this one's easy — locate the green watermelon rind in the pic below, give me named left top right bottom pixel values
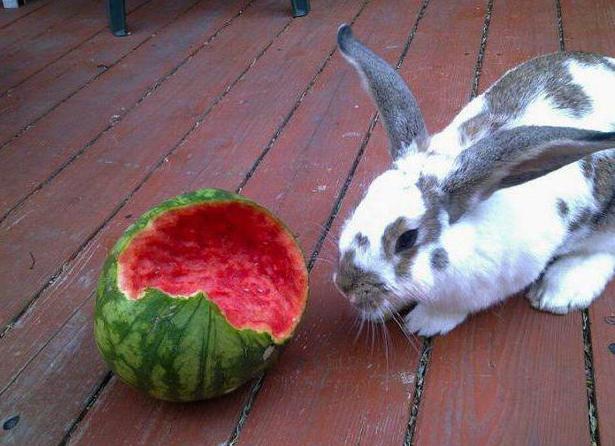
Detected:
left=94, top=188, right=307, bottom=401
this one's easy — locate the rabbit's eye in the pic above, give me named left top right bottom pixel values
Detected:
left=395, top=229, right=418, bottom=253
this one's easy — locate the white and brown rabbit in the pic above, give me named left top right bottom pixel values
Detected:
left=333, top=24, right=615, bottom=336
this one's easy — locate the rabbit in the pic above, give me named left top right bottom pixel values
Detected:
left=333, top=24, right=615, bottom=336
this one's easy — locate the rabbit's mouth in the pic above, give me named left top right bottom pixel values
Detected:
left=358, top=294, right=420, bottom=325
left=355, top=291, right=415, bottom=323
left=357, top=305, right=393, bottom=322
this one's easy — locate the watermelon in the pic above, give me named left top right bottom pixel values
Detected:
left=94, top=189, right=308, bottom=401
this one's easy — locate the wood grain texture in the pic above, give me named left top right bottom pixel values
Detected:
left=0, top=0, right=248, bottom=216
left=559, top=0, right=615, bottom=443
left=0, top=0, right=52, bottom=29
left=0, top=0, right=288, bottom=332
left=413, top=1, right=590, bottom=445
left=236, top=0, right=489, bottom=444
left=0, top=303, right=108, bottom=446
left=0, top=0, right=94, bottom=53
left=0, top=0, right=207, bottom=146
left=0, top=0, right=140, bottom=90
left=560, top=0, right=615, bottom=53
left=0, top=1, right=368, bottom=444
left=415, top=298, right=588, bottom=445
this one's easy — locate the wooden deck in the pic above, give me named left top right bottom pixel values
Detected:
left=1, top=0, right=614, bottom=444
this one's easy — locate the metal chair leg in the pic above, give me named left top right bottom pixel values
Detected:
left=2, top=0, right=21, bottom=9
left=108, top=0, right=128, bottom=37
left=290, top=0, right=310, bottom=17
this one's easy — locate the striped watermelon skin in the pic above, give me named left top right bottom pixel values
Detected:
left=94, top=189, right=306, bottom=401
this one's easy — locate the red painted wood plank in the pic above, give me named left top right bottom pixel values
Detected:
left=559, top=1, right=615, bottom=443
left=0, top=0, right=140, bottom=90
left=0, top=303, right=107, bottom=446
left=0, top=0, right=204, bottom=146
left=0, top=0, right=280, bottom=331
left=415, top=299, right=588, bottom=445
left=561, top=0, right=615, bottom=53
left=413, top=1, right=590, bottom=445
left=0, top=1, right=368, bottom=444
left=0, top=0, right=95, bottom=52
left=0, top=0, right=52, bottom=29
left=237, top=0, right=488, bottom=444
left=0, top=0, right=247, bottom=216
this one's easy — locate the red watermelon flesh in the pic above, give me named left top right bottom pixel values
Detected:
left=117, top=201, right=307, bottom=342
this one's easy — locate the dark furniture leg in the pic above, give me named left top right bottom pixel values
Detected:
left=108, top=0, right=307, bottom=36
left=290, top=0, right=310, bottom=17
left=108, top=0, right=128, bottom=37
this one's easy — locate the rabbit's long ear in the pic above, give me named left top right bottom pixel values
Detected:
left=337, top=24, right=429, bottom=159
left=443, top=126, right=615, bottom=223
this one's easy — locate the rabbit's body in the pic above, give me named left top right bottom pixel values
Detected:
left=413, top=54, right=615, bottom=323
left=334, top=25, right=615, bottom=336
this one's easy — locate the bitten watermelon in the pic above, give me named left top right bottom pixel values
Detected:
left=94, top=189, right=308, bottom=401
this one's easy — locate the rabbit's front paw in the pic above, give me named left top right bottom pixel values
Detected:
left=527, top=253, right=615, bottom=314
left=404, top=304, right=468, bottom=337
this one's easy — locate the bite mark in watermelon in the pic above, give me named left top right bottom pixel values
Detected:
left=118, top=200, right=305, bottom=341
left=94, top=189, right=308, bottom=401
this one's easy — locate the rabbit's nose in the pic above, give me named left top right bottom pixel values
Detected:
left=347, top=293, right=358, bottom=304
